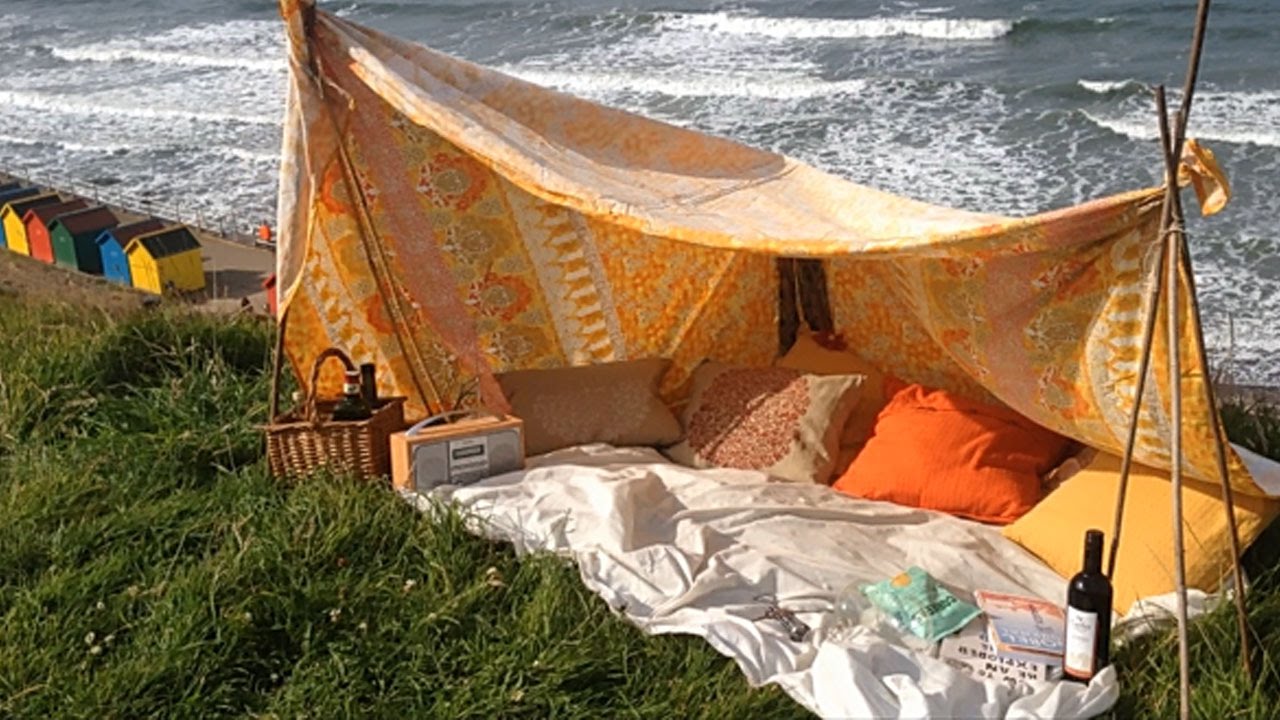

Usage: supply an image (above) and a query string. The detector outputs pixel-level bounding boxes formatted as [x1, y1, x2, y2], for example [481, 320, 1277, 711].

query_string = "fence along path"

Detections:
[10, 167, 274, 247]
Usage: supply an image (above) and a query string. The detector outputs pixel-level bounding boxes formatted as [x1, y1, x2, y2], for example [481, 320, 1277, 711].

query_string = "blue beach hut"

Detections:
[0, 186, 40, 249]
[96, 218, 166, 286]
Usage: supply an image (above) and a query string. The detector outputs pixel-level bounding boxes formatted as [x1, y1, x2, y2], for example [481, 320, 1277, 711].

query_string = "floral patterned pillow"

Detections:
[497, 358, 683, 456]
[664, 362, 864, 484]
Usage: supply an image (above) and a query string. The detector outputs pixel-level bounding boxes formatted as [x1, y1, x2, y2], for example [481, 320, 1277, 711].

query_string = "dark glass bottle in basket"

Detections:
[331, 369, 373, 421]
[360, 362, 378, 408]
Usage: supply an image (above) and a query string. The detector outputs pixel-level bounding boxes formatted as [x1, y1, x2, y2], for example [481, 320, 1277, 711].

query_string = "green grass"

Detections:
[0, 300, 803, 718]
[0, 297, 1276, 718]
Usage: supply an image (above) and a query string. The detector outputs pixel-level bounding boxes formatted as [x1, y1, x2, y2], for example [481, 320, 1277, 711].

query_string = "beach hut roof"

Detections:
[133, 226, 201, 259]
[25, 199, 88, 224]
[2, 192, 61, 217]
[53, 206, 117, 235]
[101, 218, 166, 245]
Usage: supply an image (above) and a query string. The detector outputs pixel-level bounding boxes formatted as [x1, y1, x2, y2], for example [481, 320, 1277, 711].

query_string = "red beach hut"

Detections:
[263, 273, 278, 318]
[24, 199, 89, 263]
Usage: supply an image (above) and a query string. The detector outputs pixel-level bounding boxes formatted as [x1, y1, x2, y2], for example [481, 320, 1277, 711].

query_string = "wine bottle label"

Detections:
[1063, 607, 1098, 678]
[342, 383, 360, 395]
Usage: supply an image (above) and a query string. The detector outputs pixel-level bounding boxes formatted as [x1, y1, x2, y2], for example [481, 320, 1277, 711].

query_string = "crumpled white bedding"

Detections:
[402, 444, 1130, 718]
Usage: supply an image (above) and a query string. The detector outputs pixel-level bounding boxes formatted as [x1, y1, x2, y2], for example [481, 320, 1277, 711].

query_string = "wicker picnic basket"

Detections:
[265, 347, 407, 481]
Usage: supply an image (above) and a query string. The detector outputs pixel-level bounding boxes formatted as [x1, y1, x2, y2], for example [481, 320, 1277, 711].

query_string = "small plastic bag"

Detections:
[861, 566, 980, 643]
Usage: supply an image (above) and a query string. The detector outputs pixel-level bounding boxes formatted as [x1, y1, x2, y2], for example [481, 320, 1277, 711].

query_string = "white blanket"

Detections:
[403, 444, 1121, 718]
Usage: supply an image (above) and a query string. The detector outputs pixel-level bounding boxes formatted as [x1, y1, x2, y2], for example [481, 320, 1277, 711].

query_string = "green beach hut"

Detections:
[49, 206, 119, 274]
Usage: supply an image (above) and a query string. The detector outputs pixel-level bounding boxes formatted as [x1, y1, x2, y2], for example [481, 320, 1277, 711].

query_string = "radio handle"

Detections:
[407, 410, 503, 437]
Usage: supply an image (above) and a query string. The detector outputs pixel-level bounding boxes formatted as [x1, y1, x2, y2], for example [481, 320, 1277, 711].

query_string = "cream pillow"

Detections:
[496, 358, 683, 456]
[665, 362, 863, 484]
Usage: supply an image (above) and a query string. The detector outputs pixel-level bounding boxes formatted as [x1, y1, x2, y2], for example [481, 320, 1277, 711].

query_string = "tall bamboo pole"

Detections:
[1155, 87, 1191, 720]
[1164, 0, 1253, 686]
[1176, 234, 1254, 680]
[1106, 165, 1171, 580]
[1106, 0, 1211, 580]
[1110, 3, 1254, 715]
[1162, 0, 1254, 679]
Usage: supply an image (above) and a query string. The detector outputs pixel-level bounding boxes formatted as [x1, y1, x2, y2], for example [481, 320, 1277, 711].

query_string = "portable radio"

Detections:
[390, 411, 525, 492]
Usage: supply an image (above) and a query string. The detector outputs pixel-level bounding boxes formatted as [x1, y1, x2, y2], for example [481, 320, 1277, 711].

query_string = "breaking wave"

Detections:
[1077, 78, 1145, 94]
[507, 67, 869, 100]
[0, 133, 133, 154]
[0, 90, 279, 127]
[0, 133, 276, 164]
[1082, 107, 1280, 149]
[51, 46, 282, 72]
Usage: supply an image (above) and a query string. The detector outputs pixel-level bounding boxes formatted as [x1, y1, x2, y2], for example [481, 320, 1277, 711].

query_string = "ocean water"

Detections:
[1, 0, 1276, 383]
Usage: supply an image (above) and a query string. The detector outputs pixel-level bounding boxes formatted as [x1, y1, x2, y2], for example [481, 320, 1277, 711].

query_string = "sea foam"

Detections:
[1082, 89, 1280, 148]
[507, 67, 869, 101]
[658, 11, 1015, 41]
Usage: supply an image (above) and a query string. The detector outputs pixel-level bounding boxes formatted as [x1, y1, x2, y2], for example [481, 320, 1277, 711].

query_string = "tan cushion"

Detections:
[775, 331, 889, 474]
[496, 358, 683, 456]
[665, 362, 863, 484]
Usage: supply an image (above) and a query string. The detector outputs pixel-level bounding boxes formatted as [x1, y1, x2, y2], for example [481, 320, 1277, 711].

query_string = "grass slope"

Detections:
[0, 301, 802, 718]
[0, 297, 1276, 718]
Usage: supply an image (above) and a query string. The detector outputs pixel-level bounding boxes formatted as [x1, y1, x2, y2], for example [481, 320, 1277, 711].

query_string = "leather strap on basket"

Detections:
[305, 347, 357, 424]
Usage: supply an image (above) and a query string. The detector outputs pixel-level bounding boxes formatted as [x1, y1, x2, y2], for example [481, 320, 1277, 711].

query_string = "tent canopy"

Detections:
[274, 0, 1267, 498]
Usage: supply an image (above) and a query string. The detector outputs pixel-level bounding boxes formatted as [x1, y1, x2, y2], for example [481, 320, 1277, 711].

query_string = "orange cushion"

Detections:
[833, 383, 1074, 524]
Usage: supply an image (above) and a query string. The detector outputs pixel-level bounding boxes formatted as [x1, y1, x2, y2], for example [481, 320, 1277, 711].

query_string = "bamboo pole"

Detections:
[1111, 3, 1250, 715]
[1168, 0, 1254, 678]
[1176, 233, 1254, 680]
[1166, 0, 1253, 691]
[1155, 87, 1191, 720]
[1106, 159, 1172, 580]
[1107, 0, 1212, 580]
[268, 309, 289, 421]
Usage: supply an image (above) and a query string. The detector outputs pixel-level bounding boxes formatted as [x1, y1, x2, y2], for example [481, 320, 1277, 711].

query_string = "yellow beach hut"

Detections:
[1, 192, 61, 255]
[125, 226, 205, 294]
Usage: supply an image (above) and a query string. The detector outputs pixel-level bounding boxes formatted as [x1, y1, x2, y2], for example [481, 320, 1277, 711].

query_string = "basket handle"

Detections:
[305, 347, 357, 424]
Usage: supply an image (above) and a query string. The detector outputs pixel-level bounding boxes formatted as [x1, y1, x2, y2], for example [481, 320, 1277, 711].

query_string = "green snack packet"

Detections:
[861, 566, 980, 643]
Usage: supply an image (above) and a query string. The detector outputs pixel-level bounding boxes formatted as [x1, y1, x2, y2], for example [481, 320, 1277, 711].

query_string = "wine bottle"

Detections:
[1063, 529, 1113, 682]
[331, 369, 373, 421]
[360, 362, 378, 408]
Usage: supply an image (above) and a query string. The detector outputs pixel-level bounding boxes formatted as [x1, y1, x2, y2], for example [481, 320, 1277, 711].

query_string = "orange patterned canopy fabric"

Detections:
[275, 0, 1269, 497]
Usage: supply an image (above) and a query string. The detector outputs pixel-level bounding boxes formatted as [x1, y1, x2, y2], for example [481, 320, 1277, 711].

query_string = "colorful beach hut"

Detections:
[24, 199, 89, 263]
[49, 206, 119, 274]
[263, 273, 278, 318]
[96, 218, 166, 286]
[126, 226, 205, 294]
[1, 192, 60, 255]
[0, 185, 38, 205]
[0, 187, 40, 249]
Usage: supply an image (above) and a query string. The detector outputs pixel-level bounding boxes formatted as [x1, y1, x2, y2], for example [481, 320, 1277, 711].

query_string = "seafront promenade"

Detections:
[0, 170, 274, 312]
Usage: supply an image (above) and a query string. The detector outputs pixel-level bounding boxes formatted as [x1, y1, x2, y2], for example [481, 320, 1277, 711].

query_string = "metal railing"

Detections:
[3, 168, 275, 250]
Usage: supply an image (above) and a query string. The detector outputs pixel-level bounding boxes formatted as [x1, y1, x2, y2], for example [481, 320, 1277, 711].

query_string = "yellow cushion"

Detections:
[1003, 452, 1280, 613]
[775, 332, 888, 473]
